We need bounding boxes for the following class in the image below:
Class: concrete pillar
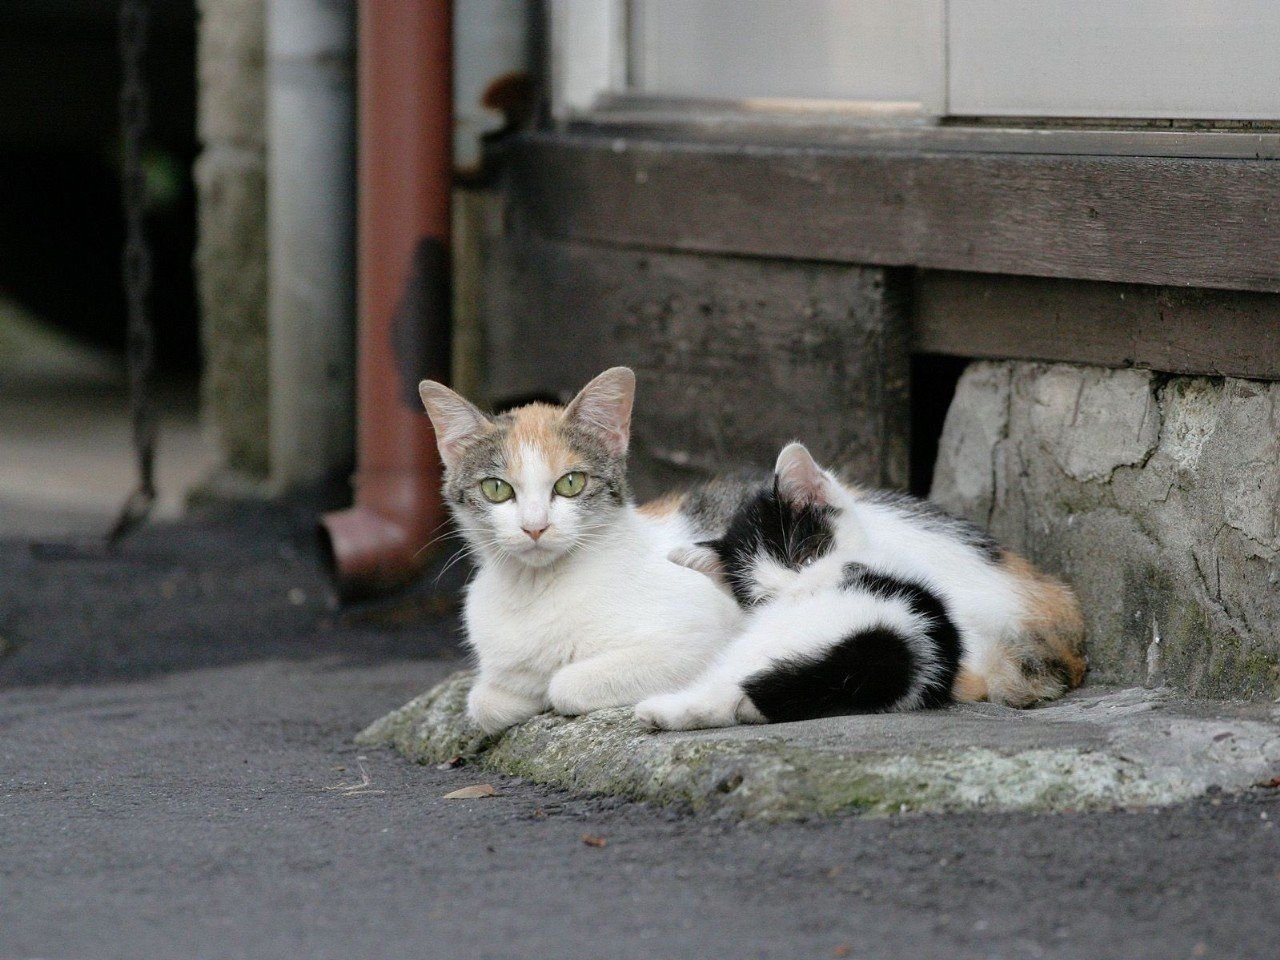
[195,0,270,481]
[266,0,357,490]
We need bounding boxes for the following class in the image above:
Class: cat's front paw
[466,682,543,734]
[635,688,742,731]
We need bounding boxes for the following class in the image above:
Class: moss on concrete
[360,672,1280,821]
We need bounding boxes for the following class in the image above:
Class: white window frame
[548,0,629,120]
[548,0,942,124]
[548,0,1280,135]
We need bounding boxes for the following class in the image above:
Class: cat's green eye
[554,471,586,498]
[480,477,514,503]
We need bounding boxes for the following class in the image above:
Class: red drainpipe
[320,0,452,600]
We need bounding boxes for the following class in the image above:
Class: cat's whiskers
[413,525,468,563]
[433,541,481,584]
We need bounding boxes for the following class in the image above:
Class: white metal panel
[949,0,1280,119]
[629,0,945,113]
[549,0,627,118]
[455,0,528,168]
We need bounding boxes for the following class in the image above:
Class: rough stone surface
[195,0,270,479]
[360,671,1280,820]
[480,227,911,497]
[932,361,1280,699]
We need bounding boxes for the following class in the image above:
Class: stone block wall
[932,361,1280,699]
[195,0,269,480]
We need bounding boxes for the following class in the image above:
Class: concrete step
[360,671,1280,820]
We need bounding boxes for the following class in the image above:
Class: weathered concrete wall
[932,361,1280,700]
[195,0,269,480]
[480,226,910,498]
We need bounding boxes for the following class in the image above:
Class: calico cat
[418,367,752,734]
[635,442,1086,730]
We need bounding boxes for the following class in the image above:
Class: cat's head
[673,442,855,606]
[419,367,635,569]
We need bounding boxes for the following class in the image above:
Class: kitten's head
[674,442,854,606]
[419,367,634,568]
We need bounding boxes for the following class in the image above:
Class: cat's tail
[961,550,1087,708]
[741,567,963,723]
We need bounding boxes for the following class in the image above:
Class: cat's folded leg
[634,680,763,731]
[634,621,779,729]
[466,677,547,734]
[546,648,707,717]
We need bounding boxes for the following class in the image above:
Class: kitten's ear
[668,543,731,592]
[774,442,833,508]
[419,380,493,470]
[563,367,635,456]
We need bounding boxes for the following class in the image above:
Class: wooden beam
[511,131,1280,293]
[913,272,1280,380]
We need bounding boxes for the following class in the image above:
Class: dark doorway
[909,353,970,497]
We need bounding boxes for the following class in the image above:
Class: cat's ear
[563,367,635,457]
[419,380,493,470]
[774,442,833,508]
[668,543,731,592]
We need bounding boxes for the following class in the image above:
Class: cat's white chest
[464,562,611,670]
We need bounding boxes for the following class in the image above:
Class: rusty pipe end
[319,503,431,603]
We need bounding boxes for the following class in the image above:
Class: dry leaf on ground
[443,784,497,799]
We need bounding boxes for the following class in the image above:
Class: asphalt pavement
[2,502,1278,960]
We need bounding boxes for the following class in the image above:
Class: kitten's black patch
[708,480,837,608]
[742,625,917,722]
[858,489,1003,564]
[741,566,962,722]
[840,564,962,708]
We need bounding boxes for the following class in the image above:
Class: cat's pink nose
[523,525,548,541]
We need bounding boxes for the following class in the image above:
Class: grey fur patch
[677,468,771,539]
[559,421,630,506]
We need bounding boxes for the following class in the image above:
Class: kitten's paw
[635,688,743,731]
[466,682,543,735]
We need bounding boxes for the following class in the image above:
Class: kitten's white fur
[637,442,1027,731]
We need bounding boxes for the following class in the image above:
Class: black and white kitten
[636,443,1086,730]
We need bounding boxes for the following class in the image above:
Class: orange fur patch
[1000,550,1088,698]
[951,667,989,703]
[636,491,686,519]
[502,403,576,472]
